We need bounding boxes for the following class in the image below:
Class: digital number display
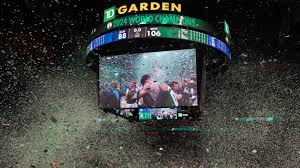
[118,29,128,39]
[86,26,231,60]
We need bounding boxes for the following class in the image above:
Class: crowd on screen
[151,109,178,120]
[100,74,198,110]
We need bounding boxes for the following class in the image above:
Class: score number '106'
[147,27,161,37]
[132,27,161,37]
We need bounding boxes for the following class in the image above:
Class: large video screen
[99,48,198,109]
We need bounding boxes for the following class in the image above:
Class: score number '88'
[118,30,127,39]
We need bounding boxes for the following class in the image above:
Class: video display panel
[99,48,198,109]
[139,108,178,121]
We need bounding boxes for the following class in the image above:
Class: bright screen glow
[99,48,198,109]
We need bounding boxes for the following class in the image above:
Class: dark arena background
[0,0,300,167]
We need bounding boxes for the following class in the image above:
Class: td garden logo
[104,2,182,22]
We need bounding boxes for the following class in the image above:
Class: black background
[0,1,300,167]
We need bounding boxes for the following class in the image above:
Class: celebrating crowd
[100,74,198,109]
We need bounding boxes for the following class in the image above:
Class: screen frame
[94,39,208,120]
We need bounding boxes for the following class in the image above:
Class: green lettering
[169,15,177,24]
[162,15,169,24]
[155,15,161,23]
[135,16,141,23]
[129,16,136,24]
[140,16,146,23]
[148,15,154,22]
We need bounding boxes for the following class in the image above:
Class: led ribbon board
[100,13,215,35]
[86,26,231,60]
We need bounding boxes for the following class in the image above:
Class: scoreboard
[87,26,231,60]
[87,0,232,121]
